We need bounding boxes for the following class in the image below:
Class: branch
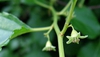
[34,0,50,9]
[30,26,51,32]
[59,0,71,15]
[60,0,77,36]
[50,6,65,57]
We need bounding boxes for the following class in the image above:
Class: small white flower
[66,26,88,44]
[42,40,56,51]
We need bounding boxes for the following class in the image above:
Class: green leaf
[0,12,31,50]
[71,7,100,39]
[78,42,100,57]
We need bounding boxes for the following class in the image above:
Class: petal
[42,46,56,51]
[79,35,88,39]
[66,38,73,44]
[66,36,71,39]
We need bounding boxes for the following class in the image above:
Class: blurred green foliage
[0,0,100,57]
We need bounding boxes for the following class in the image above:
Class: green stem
[59,0,71,14]
[34,0,50,8]
[46,24,53,34]
[11,26,51,39]
[30,26,51,32]
[50,7,65,57]
[61,0,77,36]
[44,24,53,40]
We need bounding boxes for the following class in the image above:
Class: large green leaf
[71,7,100,39]
[78,42,100,57]
[0,12,31,50]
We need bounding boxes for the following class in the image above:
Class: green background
[0,0,100,57]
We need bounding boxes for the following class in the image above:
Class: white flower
[42,40,56,51]
[66,28,88,44]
